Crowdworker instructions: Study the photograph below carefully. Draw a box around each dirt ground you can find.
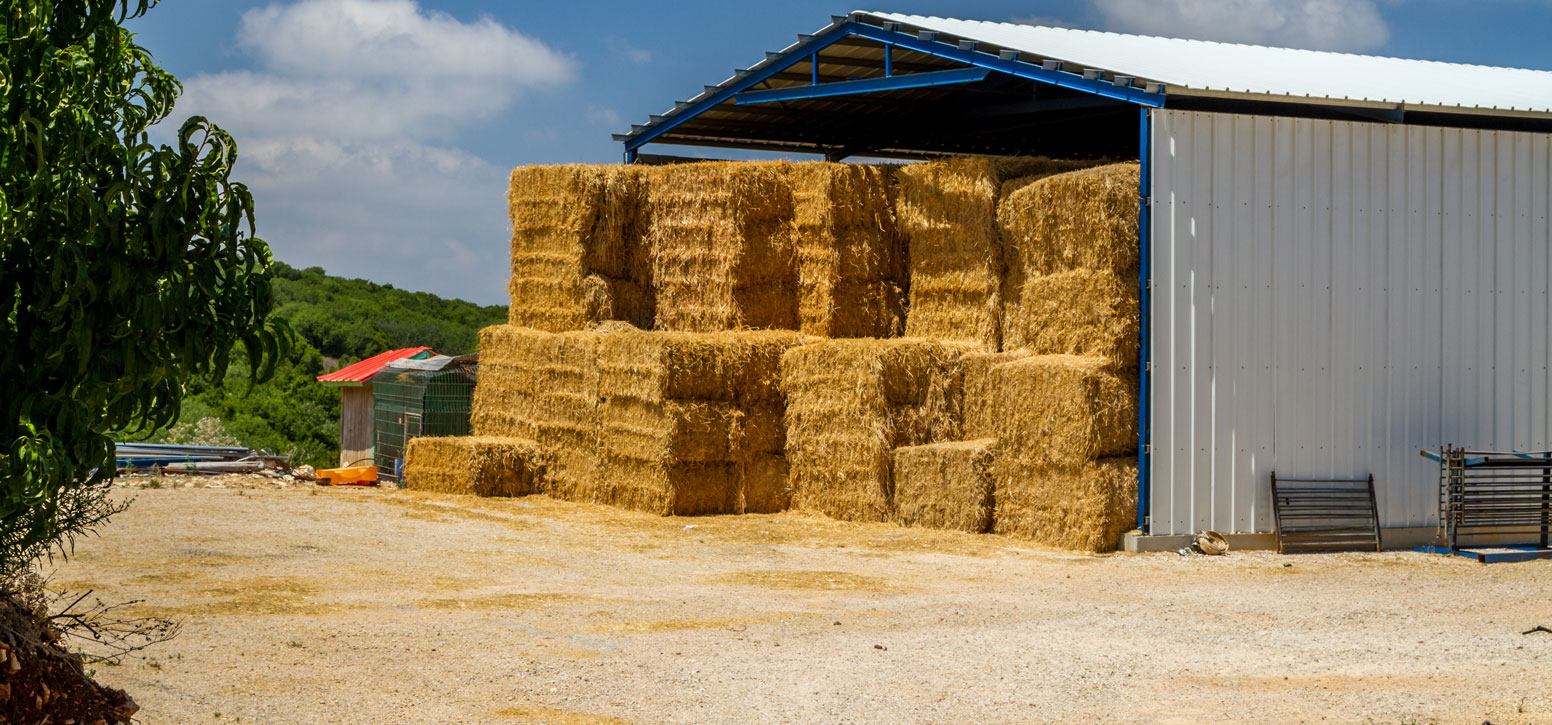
[46,475,1552,724]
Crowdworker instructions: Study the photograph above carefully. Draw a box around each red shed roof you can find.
[316,347,435,385]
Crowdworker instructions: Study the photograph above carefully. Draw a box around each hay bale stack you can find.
[789,163,905,338]
[403,436,545,497]
[895,157,1097,350]
[471,325,602,501]
[964,354,1137,552]
[507,165,651,331]
[594,330,811,515]
[891,439,996,533]
[782,339,966,522]
[646,162,799,332]
[998,163,1141,359]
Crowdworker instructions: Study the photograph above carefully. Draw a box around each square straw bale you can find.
[781,339,966,522]
[595,329,811,405]
[992,456,1138,553]
[471,325,602,502]
[592,456,739,516]
[998,162,1141,277]
[895,157,1097,349]
[891,439,996,533]
[507,165,652,331]
[976,354,1136,466]
[790,163,906,337]
[1002,268,1139,367]
[960,350,1032,439]
[739,455,791,514]
[590,329,811,516]
[404,436,546,497]
[646,162,799,331]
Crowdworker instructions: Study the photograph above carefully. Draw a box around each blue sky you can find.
[129,1,1552,306]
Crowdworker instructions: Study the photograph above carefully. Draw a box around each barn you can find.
[614,12,1552,550]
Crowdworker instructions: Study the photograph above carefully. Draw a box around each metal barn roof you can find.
[617,11,1552,160]
[864,12,1552,116]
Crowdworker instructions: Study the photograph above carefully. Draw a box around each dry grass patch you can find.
[492,705,632,724]
[714,570,895,591]
[129,577,355,617]
[418,593,596,611]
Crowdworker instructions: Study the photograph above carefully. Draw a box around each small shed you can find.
[316,346,435,467]
[369,354,479,482]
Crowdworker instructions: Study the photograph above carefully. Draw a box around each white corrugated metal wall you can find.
[1148,109,1552,536]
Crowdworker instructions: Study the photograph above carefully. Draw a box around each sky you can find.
[128,0,1552,306]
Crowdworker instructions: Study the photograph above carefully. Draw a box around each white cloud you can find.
[1090,0,1391,52]
[606,37,653,65]
[585,105,623,129]
[169,0,576,305]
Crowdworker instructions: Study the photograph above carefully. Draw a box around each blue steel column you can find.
[1136,106,1153,533]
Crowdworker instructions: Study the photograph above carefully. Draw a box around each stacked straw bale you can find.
[593,329,810,515]
[471,325,602,502]
[646,162,800,332]
[967,354,1138,552]
[789,163,905,338]
[891,439,995,533]
[403,436,545,497]
[782,339,965,522]
[998,163,1141,359]
[507,165,652,331]
[895,157,1096,350]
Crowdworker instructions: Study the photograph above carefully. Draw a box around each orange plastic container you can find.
[315,465,378,486]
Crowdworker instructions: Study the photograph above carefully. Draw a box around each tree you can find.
[0,0,284,574]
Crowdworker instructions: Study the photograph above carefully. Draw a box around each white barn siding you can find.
[1148,109,1552,536]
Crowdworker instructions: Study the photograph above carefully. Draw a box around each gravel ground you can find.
[47,475,1552,724]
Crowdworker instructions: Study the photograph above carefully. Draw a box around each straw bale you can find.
[646,162,799,331]
[403,436,545,497]
[592,456,739,516]
[960,350,1032,439]
[992,456,1137,553]
[739,455,791,514]
[781,339,965,522]
[978,354,1136,466]
[999,163,1141,277]
[790,163,906,337]
[507,165,652,331]
[891,439,996,533]
[595,329,809,404]
[1002,268,1139,367]
[895,157,1098,349]
[590,329,811,515]
[471,325,601,501]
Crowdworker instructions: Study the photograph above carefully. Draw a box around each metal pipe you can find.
[1136,105,1153,533]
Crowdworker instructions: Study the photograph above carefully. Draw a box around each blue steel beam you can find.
[622,20,1166,152]
[847,23,1165,108]
[734,67,991,105]
[1137,106,1153,533]
[622,23,858,151]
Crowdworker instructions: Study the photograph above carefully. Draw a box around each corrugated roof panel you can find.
[316,347,434,384]
[860,11,1552,114]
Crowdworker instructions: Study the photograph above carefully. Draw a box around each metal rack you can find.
[1270,473,1382,554]
[1430,447,1552,551]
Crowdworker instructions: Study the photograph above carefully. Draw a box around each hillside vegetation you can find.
[121,262,507,468]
